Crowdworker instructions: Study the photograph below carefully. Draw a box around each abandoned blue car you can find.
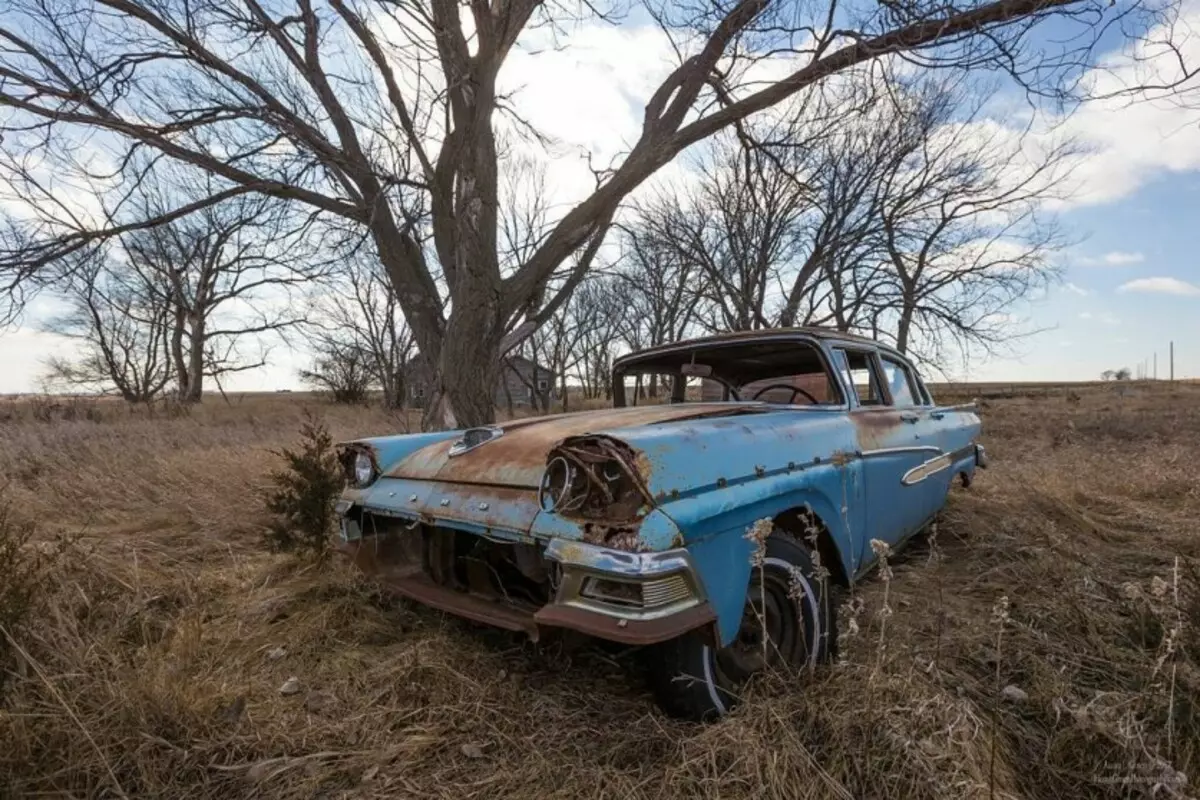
[335,328,986,719]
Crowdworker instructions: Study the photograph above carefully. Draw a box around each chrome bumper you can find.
[543,539,706,622]
[975,443,989,469]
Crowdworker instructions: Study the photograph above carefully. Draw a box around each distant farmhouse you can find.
[403,355,556,409]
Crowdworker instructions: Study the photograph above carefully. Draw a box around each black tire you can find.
[645,531,836,721]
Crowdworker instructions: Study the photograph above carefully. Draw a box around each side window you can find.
[878,355,921,408]
[832,349,885,406]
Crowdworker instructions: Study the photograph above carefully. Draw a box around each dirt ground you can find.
[0,383,1197,799]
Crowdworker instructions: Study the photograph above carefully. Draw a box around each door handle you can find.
[930,410,945,420]
[899,411,920,423]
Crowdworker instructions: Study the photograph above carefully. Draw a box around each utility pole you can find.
[1154,352,1157,380]
[1170,341,1175,382]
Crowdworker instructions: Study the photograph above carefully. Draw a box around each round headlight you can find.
[353,452,375,486]
[538,455,587,513]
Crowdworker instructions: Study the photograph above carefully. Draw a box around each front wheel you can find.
[645,532,836,721]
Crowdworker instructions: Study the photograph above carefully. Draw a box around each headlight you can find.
[538,455,585,512]
[339,446,378,488]
[353,451,376,487]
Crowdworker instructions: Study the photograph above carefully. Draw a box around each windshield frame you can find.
[611,334,850,409]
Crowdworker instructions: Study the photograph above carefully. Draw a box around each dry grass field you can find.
[0,383,1197,799]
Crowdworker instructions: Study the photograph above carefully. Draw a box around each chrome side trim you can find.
[901,444,981,485]
[861,445,942,459]
[902,453,953,485]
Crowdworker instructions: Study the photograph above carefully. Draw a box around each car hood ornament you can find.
[448,426,505,457]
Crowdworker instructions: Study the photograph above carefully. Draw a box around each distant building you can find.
[404,355,556,409]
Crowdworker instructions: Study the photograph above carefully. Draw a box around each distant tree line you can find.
[504,76,1072,402]
[0,0,1191,424]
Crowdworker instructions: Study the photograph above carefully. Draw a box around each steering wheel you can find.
[750,383,820,405]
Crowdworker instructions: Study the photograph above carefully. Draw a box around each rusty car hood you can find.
[384,403,767,488]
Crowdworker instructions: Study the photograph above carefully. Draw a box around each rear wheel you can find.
[645,532,835,721]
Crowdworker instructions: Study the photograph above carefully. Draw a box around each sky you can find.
[0,4,1198,393]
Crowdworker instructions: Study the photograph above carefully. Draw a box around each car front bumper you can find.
[338,533,716,647]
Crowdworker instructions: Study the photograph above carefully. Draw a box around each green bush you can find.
[263,413,343,559]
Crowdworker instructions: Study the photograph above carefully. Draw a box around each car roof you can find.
[614,327,905,369]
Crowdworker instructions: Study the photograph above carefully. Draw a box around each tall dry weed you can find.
[0,384,1197,798]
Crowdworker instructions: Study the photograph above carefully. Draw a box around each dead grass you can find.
[1,383,1198,799]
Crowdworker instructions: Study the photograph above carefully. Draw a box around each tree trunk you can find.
[778,249,825,327]
[896,305,914,354]
[182,318,205,403]
[433,303,503,428]
[170,304,188,400]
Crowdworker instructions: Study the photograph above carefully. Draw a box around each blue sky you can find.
[974,170,1200,382]
[0,4,1197,392]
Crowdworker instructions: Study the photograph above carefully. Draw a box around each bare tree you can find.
[627,131,811,333]
[774,82,904,329]
[873,79,1073,364]
[308,252,417,407]
[567,278,628,401]
[0,0,1187,425]
[615,223,702,354]
[117,189,324,402]
[41,248,173,402]
[300,340,375,404]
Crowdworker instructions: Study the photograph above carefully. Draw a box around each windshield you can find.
[612,338,844,407]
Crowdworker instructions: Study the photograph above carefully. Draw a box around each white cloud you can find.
[1078,311,1120,324]
[1102,251,1146,266]
[1118,277,1200,296]
[497,25,689,209]
[1078,251,1146,266]
[1064,282,1090,296]
[0,328,79,394]
[1051,3,1200,207]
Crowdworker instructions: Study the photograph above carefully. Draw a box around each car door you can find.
[908,365,983,494]
[875,352,950,529]
[831,346,940,574]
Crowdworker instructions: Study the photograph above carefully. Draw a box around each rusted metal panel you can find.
[386,403,766,488]
[533,603,717,646]
[339,539,541,637]
[849,407,916,452]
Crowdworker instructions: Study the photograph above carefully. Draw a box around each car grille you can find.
[642,573,692,608]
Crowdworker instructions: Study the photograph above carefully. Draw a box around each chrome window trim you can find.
[611,333,851,409]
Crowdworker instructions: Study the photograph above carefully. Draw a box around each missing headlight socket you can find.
[544,435,654,522]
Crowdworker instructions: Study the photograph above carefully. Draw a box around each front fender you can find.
[666,464,854,646]
[344,431,461,473]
